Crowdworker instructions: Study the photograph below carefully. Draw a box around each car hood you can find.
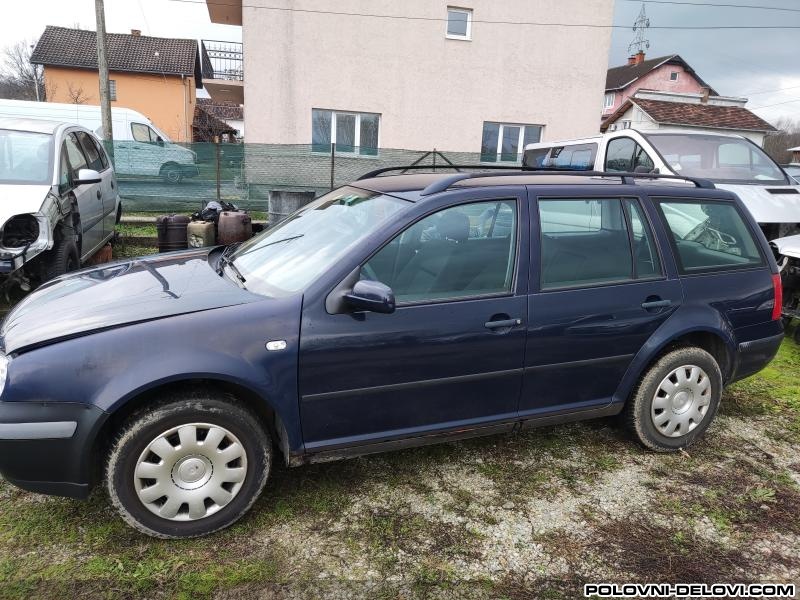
[716,183,800,224]
[0,184,50,225]
[0,248,263,354]
[771,233,800,260]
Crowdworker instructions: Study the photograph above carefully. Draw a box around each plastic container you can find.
[217,211,252,245]
[187,220,216,248]
[156,215,190,253]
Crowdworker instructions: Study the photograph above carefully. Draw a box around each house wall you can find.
[242,0,614,151]
[43,66,196,142]
[603,63,706,118]
[608,105,766,146]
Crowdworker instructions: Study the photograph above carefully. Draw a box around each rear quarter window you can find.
[657,198,764,274]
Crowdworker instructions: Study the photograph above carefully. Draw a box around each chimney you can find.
[131,29,141,36]
[700,87,711,104]
[634,51,646,65]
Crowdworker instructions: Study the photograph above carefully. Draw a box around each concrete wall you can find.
[242,0,614,151]
[44,67,197,142]
[603,62,706,118]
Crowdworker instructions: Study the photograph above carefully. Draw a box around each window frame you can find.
[669,71,679,81]
[311,108,381,157]
[536,195,666,293]
[603,92,615,109]
[75,130,107,172]
[481,122,543,163]
[359,197,523,307]
[446,6,473,40]
[109,79,117,101]
[604,135,655,172]
[653,196,767,276]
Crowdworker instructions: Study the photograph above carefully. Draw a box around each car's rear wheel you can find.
[624,346,722,451]
[161,164,183,184]
[106,392,271,538]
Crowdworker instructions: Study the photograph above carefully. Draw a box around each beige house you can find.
[203,0,614,160]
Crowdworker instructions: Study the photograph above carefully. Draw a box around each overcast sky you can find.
[1,0,799,124]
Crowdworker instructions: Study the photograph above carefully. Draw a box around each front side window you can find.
[312,109,380,156]
[481,122,543,163]
[64,133,88,179]
[230,186,407,297]
[446,7,472,39]
[0,129,53,185]
[658,199,763,273]
[644,133,787,183]
[362,200,518,303]
[131,123,153,143]
[75,131,104,172]
[605,137,655,173]
[539,198,657,289]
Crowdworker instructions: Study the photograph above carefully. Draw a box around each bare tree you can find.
[763,117,800,165]
[0,39,43,101]
[66,81,89,105]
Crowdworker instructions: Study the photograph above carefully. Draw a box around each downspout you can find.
[182,74,188,142]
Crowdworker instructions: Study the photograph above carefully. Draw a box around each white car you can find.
[0,118,120,292]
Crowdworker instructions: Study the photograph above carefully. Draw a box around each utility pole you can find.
[95,0,114,156]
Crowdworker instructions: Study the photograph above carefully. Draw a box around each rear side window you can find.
[658,199,763,273]
[538,198,662,289]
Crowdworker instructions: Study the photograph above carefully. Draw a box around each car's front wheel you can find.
[624,346,722,451]
[106,392,271,538]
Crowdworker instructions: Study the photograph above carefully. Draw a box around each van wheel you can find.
[106,393,271,539]
[624,346,722,452]
[161,164,183,184]
[43,230,79,281]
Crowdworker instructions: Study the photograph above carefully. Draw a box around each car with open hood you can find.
[0,168,783,538]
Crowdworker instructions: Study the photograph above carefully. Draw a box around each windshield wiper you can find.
[233,234,305,260]
[216,243,246,284]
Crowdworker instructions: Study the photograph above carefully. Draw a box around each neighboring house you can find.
[603,52,717,121]
[31,26,209,142]
[196,98,244,139]
[601,90,776,146]
[202,0,615,161]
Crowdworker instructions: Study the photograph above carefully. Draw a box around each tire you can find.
[43,228,79,281]
[161,164,183,184]
[106,392,272,539]
[624,346,722,452]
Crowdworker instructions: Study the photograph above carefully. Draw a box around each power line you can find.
[621,0,800,13]
[750,98,800,110]
[167,0,800,28]
[743,84,800,97]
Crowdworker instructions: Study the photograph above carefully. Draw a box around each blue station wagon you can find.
[0,169,784,538]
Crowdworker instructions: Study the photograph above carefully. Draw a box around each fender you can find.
[612,303,737,407]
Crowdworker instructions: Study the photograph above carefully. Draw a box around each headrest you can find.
[436,210,470,243]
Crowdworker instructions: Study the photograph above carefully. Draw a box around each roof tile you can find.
[634,99,776,132]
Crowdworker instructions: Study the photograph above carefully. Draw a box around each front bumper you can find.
[0,401,108,499]
[731,332,784,383]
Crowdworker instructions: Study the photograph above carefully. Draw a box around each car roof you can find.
[354,170,705,201]
[0,117,68,134]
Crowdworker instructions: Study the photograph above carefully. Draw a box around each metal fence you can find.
[109,141,511,215]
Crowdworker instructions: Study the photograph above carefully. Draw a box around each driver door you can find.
[298,195,529,452]
[62,133,104,257]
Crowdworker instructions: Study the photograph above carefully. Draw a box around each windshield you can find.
[645,133,787,184]
[0,129,53,185]
[230,186,409,297]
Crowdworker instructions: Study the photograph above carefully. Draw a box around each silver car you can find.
[0,118,120,293]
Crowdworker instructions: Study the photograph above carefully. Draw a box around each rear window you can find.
[657,199,764,273]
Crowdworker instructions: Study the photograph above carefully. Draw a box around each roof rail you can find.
[357,164,523,180]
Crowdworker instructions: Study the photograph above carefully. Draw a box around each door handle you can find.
[484,318,522,329]
[96,189,102,199]
[641,299,672,310]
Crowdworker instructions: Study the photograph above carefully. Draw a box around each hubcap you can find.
[134,423,247,522]
[651,365,712,438]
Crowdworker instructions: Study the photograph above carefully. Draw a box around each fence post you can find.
[330,142,336,190]
[215,136,221,203]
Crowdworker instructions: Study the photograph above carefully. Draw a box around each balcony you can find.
[205,0,241,25]
[201,40,244,104]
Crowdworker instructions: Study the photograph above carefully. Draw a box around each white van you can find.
[0,99,198,183]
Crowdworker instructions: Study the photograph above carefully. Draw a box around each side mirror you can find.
[344,280,395,314]
[74,168,101,185]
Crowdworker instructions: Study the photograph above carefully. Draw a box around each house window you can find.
[604,92,615,109]
[669,71,679,81]
[312,109,380,155]
[481,122,542,163]
[109,79,117,101]
[446,7,472,40]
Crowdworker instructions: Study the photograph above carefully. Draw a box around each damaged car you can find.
[0,118,120,294]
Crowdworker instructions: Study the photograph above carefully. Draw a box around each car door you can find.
[62,132,104,258]
[76,131,116,241]
[520,191,682,417]
[298,193,530,452]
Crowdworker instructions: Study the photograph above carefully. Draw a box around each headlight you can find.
[0,353,8,398]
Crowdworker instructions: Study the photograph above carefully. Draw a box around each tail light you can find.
[772,273,782,321]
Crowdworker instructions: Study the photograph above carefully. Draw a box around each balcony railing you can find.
[202,40,243,81]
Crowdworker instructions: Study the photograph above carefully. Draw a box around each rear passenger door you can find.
[520,193,682,416]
